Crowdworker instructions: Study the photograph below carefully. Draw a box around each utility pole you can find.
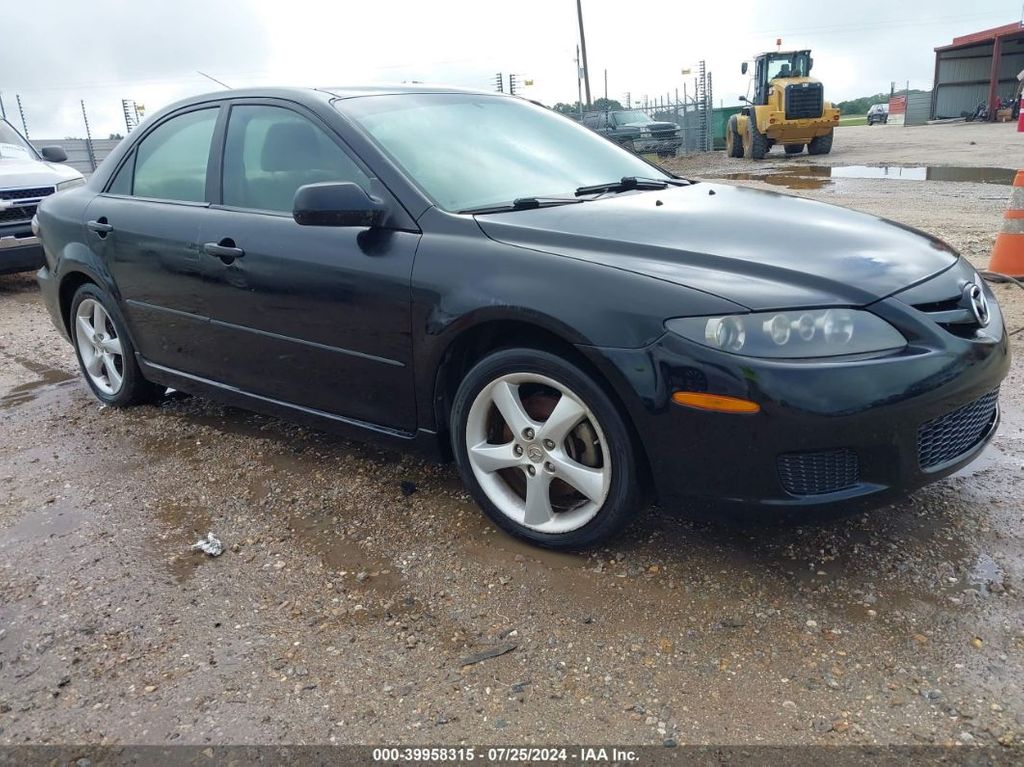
[575,46,583,115]
[576,0,592,106]
[604,69,608,103]
[509,74,518,96]
[16,95,28,139]
[495,73,504,93]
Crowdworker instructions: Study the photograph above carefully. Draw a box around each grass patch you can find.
[838,115,867,126]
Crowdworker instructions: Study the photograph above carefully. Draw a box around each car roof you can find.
[164,84,501,108]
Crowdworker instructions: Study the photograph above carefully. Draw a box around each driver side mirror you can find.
[738,96,749,103]
[741,62,748,75]
[39,146,68,163]
[293,182,388,228]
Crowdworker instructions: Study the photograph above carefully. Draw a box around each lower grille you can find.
[0,204,37,225]
[918,390,999,470]
[785,82,824,119]
[778,448,859,496]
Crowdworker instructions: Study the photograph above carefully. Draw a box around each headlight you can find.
[666,309,905,358]
[56,177,86,191]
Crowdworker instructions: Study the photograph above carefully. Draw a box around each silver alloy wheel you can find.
[465,372,611,534]
[74,298,125,396]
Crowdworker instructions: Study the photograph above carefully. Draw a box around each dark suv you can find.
[867,103,889,126]
[581,110,682,156]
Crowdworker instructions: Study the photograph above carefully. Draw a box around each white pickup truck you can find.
[1,118,85,274]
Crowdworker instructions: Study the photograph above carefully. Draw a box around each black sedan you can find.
[35,86,1009,549]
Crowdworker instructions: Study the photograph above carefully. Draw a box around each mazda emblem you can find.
[965,283,990,328]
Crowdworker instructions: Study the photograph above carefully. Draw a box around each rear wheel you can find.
[807,129,834,155]
[726,116,744,158]
[784,144,805,155]
[744,118,769,160]
[450,349,641,549]
[70,283,163,407]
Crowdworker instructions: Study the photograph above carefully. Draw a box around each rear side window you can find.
[222,105,370,213]
[132,109,218,203]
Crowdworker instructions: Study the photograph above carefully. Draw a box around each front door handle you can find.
[203,239,245,263]
[87,219,113,235]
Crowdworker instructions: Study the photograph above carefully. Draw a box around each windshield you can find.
[766,52,812,80]
[0,119,36,157]
[613,110,651,124]
[339,94,669,212]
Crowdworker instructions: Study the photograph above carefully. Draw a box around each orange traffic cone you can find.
[989,170,1024,279]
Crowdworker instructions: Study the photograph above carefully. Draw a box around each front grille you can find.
[912,295,983,339]
[0,186,54,200]
[918,390,999,470]
[0,204,36,225]
[785,82,824,119]
[778,448,860,496]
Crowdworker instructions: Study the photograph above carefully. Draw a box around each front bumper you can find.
[763,108,840,142]
[0,225,44,275]
[580,296,1010,518]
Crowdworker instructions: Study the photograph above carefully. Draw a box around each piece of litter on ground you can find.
[190,532,224,557]
[459,642,517,667]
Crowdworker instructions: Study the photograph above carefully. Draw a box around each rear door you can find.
[85,105,221,373]
[193,100,420,431]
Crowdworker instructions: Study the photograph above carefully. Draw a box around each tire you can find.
[69,283,164,407]
[450,348,641,549]
[744,118,769,160]
[726,116,743,158]
[807,129,834,155]
[784,144,805,155]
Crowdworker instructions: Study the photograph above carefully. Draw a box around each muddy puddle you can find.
[0,360,75,409]
[716,164,1017,190]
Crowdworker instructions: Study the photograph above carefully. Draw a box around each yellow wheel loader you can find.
[725,49,840,160]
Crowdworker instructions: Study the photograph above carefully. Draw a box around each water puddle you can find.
[716,165,1017,190]
[0,364,75,409]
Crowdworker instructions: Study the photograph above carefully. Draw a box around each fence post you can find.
[81,100,98,172]
[16,95,28,139]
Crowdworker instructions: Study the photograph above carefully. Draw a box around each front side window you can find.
[132,108,218,202]
[222,105,370,213]
[341,94,668,213]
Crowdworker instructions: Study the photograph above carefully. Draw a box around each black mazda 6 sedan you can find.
[35,86,1009,548]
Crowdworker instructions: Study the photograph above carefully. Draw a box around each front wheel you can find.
[744,119,769,160]
[70,283,164,407]
[726,116,744,158]
[807,129,834,155]
[450,349,641,549]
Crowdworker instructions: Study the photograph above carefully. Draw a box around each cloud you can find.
[0,0,1014,137]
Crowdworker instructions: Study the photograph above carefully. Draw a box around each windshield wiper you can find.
[575,176,689,197]
[458,197,583,215]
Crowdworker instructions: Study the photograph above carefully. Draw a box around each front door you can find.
[194,102,419,432]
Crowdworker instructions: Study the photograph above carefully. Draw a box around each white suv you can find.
[1,119,85,275]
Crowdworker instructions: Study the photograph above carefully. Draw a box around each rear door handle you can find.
[87,219,113,234]
[202,240,245,262]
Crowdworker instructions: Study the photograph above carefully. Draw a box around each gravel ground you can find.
[1,123,1022,748]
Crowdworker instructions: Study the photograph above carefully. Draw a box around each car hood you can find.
[0,153,83,189]
[475,183,957,310]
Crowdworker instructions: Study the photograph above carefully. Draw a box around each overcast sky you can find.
[1,0,1019,139]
